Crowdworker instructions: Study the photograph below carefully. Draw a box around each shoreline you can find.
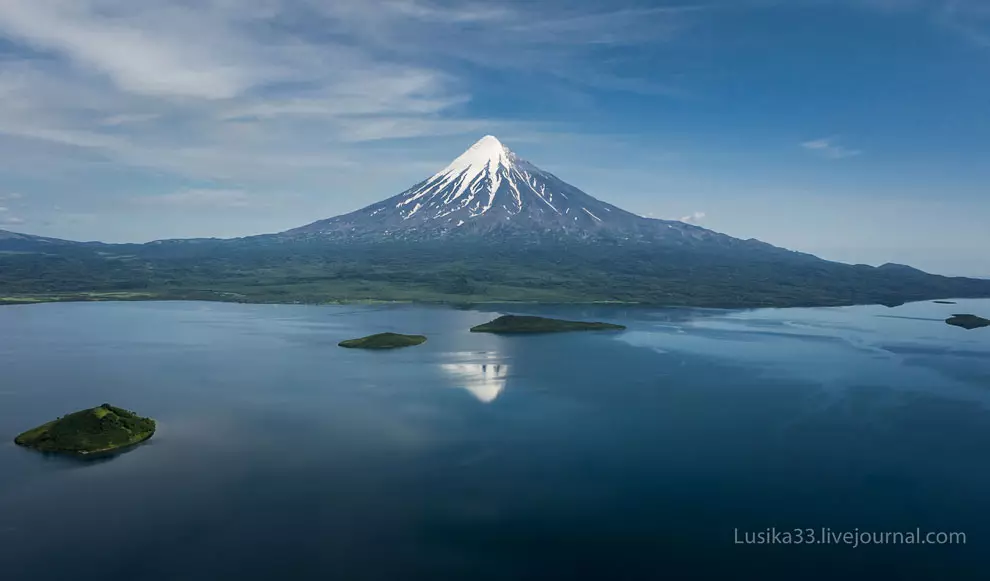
[75,429,156,456]
[15,428,156,457]
[0,294,982,311]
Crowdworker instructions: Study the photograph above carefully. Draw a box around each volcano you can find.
[283,135,729,246]
[2,135,990,308]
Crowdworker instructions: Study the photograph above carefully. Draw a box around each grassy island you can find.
[339,332,427,349]
[470,315,626,334]
[946,314,990,330]
[14,404,156,455]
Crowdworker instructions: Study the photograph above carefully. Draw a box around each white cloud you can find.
[99,114,161,126]
[850,0,990,47]
[801,138,863,159]
[55,212,99,223]
[380,0,512,23]
[0,1,475,181]
[0,0,270,99]
[0,0,699,190]
[939,0,990,47]
[680,211,707,224]
[138,189,258,208]
[0,193,24,201]
[0,216,25,226]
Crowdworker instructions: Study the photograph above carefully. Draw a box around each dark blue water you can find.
[1,300,988,580]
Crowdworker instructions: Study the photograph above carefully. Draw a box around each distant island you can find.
[946,314,990,330]
[470,315,626,334]
[934,300,958,304]
[339,332,427,349]
[14,404,156,455]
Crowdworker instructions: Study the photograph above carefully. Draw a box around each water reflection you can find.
[440,353,510,403]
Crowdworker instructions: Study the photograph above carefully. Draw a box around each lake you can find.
[1,300,989,580]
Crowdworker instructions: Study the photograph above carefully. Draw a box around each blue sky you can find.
[0,0,987,276]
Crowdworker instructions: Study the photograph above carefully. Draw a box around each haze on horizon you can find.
[0,0,987,277]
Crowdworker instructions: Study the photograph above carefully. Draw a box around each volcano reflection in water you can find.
[440,353,510,403]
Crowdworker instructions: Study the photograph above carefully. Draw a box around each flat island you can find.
[934,300,958,305]
[946,314,990,330]
[14,404,156,455]
[339,332,427,349]
[470,315,626,334]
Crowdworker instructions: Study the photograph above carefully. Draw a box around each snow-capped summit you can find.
[284,135,704,243]
[382,134,641,229]
[437,135,515,181]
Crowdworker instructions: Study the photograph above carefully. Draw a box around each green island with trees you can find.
[470,315,626,334]
[339,332,428,349]
[14,404,156,455]
[946,314,990,330]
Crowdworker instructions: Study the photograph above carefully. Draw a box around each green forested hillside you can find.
[1,238,988,308]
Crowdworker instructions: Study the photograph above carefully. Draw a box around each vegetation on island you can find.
[339,332,427,349]
[470,315,626,334]
[14,404,156,455]
[946,314,990,330]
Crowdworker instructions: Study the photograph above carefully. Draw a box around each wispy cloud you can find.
[0,0,271,100]
[939,0,990,47]
[0,0,701,191]
[99,114,161,126]
[380,0,512,24]
[138,189,258,209]
[801,138,863,159]
[0,216,25,226]
[0,193,24,201]
[848,0,990,47]
[680,211,707,224]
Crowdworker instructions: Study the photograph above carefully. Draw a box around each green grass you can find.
[3,240,990,309]
[81,291,156,299]
[470,315,626,334]
[14,404,156,455]
[0,297,45,304]
[339,332,428,349]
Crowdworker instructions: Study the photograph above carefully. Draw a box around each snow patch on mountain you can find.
[284,135,716,243]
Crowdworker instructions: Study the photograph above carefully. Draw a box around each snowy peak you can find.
[397,135,520,220]
[287,135,667,241]
[438,135,515,179]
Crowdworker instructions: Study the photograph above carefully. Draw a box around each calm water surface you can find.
[1,300,989,580]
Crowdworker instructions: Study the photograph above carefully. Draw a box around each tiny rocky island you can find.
[14,404,156,455]
[946,314,990,330]
[339,332,428,349]
[933,300,958,305]
[470,315,626,334]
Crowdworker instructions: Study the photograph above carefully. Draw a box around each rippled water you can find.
[0,300,988,580]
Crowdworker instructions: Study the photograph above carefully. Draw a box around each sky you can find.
[0,0,987,276]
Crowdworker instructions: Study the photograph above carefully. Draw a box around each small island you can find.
[14,404,156,455]
[470,315,626,334]
[339,332,427,349]
[946,314,990,330]
[934,300,958,305]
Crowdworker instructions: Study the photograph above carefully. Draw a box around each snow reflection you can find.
[440,353,510,403]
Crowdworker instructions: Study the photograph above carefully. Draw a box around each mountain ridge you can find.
[1,135,989,308]
[281,135,730,247]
